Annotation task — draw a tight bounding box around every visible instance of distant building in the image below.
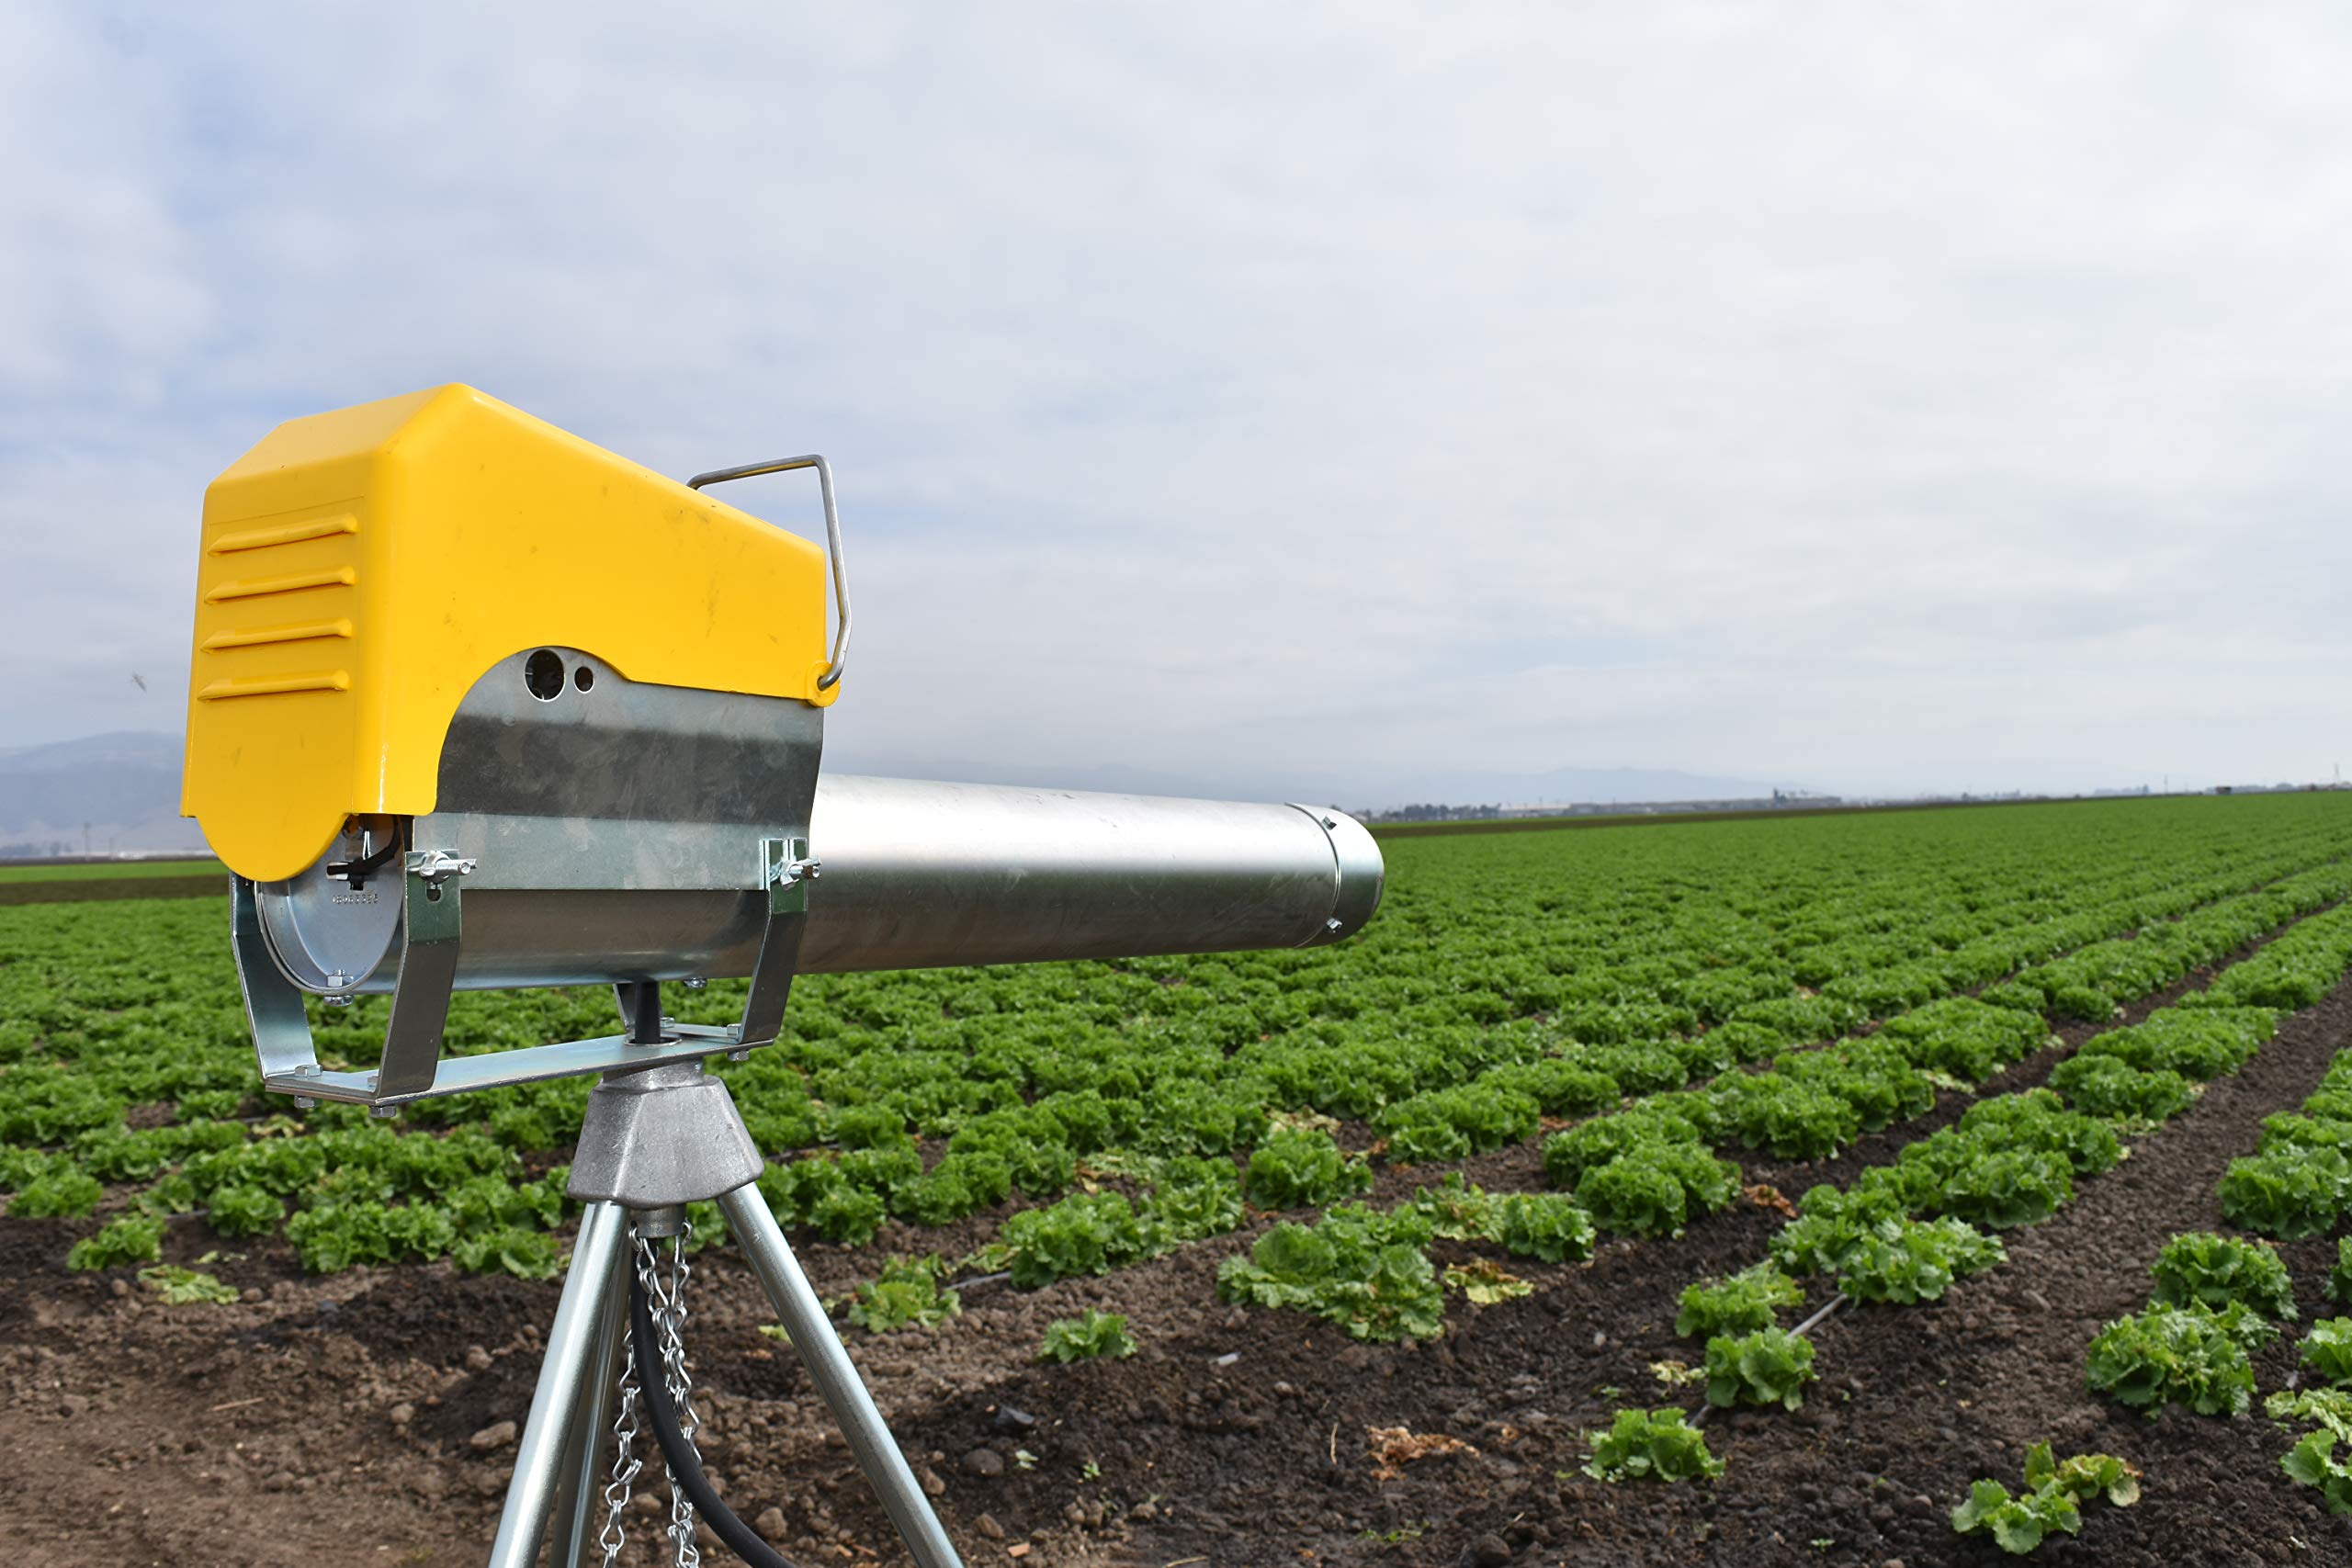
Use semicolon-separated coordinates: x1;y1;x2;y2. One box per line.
1363;802;1504;823
1371;792;1842;824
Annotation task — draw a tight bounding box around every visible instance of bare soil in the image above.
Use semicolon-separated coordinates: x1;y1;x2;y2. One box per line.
7;971;2352;1568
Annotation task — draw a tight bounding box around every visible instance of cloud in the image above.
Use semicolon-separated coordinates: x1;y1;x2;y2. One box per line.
4;1;2350;806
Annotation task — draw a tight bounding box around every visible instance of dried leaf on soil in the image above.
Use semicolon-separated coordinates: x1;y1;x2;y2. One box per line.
1364;1425;1477;1480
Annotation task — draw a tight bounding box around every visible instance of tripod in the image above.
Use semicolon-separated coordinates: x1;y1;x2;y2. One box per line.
484;1061;963;1568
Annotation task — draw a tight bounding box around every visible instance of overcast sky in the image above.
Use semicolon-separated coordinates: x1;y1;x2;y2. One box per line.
5;3;2349;806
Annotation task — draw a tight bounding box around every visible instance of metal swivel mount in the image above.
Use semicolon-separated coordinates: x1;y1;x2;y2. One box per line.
487;1058;962;1568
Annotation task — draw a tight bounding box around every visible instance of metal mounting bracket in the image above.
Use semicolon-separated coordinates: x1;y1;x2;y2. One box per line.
231;836;814;1111
371;852;469;1097
739;834;815;1049
237;853;482;1109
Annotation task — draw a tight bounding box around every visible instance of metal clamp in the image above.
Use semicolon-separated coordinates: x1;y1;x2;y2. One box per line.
404;848;478;884
686;453;851;691
769;848;822;887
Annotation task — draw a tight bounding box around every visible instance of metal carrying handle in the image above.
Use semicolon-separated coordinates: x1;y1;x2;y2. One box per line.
687;454;851;691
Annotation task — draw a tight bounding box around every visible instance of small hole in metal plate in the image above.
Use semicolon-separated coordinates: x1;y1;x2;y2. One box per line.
573;664;595;693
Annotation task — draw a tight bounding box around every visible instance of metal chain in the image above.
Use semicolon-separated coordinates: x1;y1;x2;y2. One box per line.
662;1224;704;1567
595;1280;645;1568
592;1223;714;1568
637;1224;704;1567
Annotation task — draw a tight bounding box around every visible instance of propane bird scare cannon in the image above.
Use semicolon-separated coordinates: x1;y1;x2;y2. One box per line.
180;386;1384;1568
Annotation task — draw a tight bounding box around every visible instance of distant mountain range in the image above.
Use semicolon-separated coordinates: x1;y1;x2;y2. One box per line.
0;730;1796;857
0;732;206;855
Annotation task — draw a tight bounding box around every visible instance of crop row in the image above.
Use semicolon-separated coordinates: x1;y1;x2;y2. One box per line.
2201;1042;2352;1515
2064;1036;2352;1523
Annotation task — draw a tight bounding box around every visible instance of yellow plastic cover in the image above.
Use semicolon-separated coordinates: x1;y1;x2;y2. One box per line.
182;384;834;882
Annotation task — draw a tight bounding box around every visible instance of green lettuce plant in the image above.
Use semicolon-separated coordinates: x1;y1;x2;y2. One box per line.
2085;1302;2266;1417
1216;1203;1444;1342
2217;1145;2352;1238
2300;1318;2352;1386
1834;1216;2005;1305
65;1213;164;1270
139;1263;241;1304
1580;1406;1723;1483
2148;1232;2297;1321
1676;1262;1803;1337
1244;1127;1373;1209
1951;1441;2141;1555
1039;1309;1135;1363
839;1255;961;1334
1702;1326;1815;1411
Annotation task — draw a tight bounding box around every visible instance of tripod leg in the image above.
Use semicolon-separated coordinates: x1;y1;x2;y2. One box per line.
716;1184;966;1568
547;1250;631;1565
488;1201;632;1568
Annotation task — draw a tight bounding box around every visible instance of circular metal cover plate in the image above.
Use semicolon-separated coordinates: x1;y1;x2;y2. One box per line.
254;825;402;993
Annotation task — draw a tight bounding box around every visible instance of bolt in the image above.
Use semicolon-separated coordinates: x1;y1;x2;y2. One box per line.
1326;918;1343;931
728;1049;752;1063
371;1105;400;1121
292;1097;317;1111
683;976;707;990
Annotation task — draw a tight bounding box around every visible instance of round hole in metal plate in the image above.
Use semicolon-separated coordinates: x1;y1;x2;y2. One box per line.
524;649;565;701
573;663;595;693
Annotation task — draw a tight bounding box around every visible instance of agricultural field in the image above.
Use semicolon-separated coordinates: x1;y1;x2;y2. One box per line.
0;858;230;909
0;858;223;884
10;795;2352;1565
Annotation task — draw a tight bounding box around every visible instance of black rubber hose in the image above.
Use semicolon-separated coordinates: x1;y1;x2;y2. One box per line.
628;1267;797;1568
